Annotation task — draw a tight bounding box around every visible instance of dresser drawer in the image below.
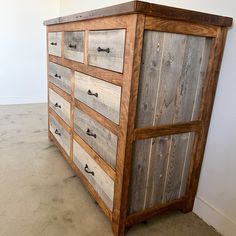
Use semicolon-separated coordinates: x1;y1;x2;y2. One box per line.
49;89;71;125
75;72;121;124
48;32;62;57
88;29;125;73
49;115;70;155
48;62;72;94
73;140;114;210
74;108;117;169
64;31;85;63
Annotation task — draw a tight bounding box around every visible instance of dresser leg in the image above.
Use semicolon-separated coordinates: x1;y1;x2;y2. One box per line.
112;222;126;236
48;131;53;141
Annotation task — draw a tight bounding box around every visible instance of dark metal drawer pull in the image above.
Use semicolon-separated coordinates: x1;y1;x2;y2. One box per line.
54;103;61;109
54;74;61;79
86;128;96;138
97;46;110;53
84;164;94;176
50;42;57;46
87;89;98;97
69;43;77;49
55;129;61;136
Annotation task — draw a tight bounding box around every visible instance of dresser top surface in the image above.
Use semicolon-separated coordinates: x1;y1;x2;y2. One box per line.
44;1;232;27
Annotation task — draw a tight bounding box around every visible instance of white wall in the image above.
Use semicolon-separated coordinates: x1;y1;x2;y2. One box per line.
60;1;236;235
0;0;60;105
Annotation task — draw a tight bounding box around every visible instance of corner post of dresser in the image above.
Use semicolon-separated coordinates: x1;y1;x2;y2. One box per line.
46;26;52;141
112;13;146;236
183;26;228;212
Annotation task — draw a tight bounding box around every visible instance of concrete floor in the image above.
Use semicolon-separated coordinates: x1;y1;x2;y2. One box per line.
0;103;220;236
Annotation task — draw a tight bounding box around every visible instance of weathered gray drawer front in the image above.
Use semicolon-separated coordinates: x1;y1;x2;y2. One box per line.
88;29;125;73
64;31;85;63
75;72;121;124
48;32;62;57
49;115;70;155
49;89;71;125
74;108;117;169
48;62;72;94
73;140;114;210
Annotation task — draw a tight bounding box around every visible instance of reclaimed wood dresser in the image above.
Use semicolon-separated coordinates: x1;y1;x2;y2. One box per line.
44;1;232;235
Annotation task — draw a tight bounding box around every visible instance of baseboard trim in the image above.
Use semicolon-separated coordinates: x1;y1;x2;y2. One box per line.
193;196;236;236
0;96;47;105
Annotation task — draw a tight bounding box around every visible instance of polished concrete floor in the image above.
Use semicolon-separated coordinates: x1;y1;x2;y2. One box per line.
0;103;220;236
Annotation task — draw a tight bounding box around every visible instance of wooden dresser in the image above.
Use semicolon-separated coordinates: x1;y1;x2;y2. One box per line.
44;1;232;235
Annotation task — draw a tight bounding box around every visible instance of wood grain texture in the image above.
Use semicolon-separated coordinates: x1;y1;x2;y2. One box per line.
136;31;212;128
44;1;233;27
74;133;116;181
48;82;72;103
75;100;119;136
48;62;73;94
145;17;218;37
50;131;113;221
64;31;85;63
73;140;114;210
184;27;228;212
49;89;71;125
126;197;185;227
75;71;121;124
88;29;126;73
74;107;118;169
129;132;195;213
162;133;195;203
48;32;62;57
134;121;201;140
49;108;71;134
49;115;70;155
49;55;123;86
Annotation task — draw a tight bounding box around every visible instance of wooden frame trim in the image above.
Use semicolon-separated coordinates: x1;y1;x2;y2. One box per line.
126;198;186;227
47;15;131;32
74;132;116;181
84;30;89;65
134;121;202;140
48;82;72;102
49;107;71;134
49;132;113;221
75;99;120;136
112;14;146;236
145;17;218;37
49;55;123;87
184;27;228;211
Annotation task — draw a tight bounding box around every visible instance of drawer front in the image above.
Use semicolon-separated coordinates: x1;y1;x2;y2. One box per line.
75;72;121;124
64;31;85;63
74;108;117;169
88;29;126;73
49;115;70;155
48;62;72;94
73;140;114;210
48;32;62;57
49;89;71;125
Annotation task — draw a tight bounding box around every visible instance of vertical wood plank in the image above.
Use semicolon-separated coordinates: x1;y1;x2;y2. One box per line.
154;33;187;125
136;31;165;127
129;139;152;212
144;136;171;208
162;133;192;202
